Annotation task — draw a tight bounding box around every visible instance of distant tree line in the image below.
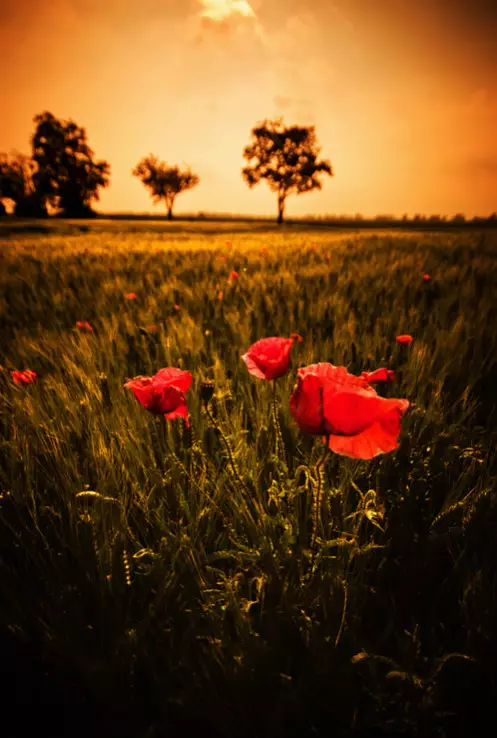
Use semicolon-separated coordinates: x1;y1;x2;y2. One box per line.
1;112;496;224
1;113;333;223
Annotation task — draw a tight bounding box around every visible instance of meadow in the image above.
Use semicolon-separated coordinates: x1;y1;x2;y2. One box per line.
1;221;496;738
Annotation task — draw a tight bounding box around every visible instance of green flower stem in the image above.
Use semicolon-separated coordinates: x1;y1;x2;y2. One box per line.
271;380;285;463
311;435;330;552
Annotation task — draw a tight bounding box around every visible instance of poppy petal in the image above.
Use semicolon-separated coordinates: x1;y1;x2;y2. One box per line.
153;368;192;393
242;353;267;380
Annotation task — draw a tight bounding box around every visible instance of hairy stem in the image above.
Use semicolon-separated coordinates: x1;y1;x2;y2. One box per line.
311;436;330;552
271;381;285;464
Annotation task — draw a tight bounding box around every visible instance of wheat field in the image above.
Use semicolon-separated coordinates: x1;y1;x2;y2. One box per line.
1;221;496;738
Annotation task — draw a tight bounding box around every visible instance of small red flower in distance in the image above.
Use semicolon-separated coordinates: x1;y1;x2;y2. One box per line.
174;304;180;311
229;271;239;280
217;291;224;300
76;321;93;332
242;335;301;380
289;363;409;459
125;292;137;300
219;256;226;262
11;369;37;386
261;247;268;253
146;324;158;332
124;367;192;426
361;368;395;383
423;274;431;281
226;240;231;246
396;334;413;345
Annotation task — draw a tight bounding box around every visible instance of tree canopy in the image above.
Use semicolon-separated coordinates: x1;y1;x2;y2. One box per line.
132;155;200;220
242;118;333;223
0;152;47;217
31;111;110;217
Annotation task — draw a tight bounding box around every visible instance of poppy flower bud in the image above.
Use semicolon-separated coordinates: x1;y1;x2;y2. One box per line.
200;380;215;406
99;373;112;409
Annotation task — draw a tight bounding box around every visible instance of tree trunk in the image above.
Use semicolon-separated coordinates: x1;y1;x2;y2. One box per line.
277;193;285;224
167;207;173;220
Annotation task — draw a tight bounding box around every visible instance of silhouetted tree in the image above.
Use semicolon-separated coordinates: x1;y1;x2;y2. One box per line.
31;112;110;217
132;156;200;220
242;118;333;224
0;152;47;217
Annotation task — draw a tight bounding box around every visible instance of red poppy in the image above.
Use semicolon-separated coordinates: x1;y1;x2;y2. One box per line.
146;324;158;332
76;321;93;333
361;367;395;383
289;363;409;459
217;291;224;300
124;367;192;426
11;369;37;386
219;256;227;262
242;335;301;381
396;334;413;345
423;274;431;282
229;271;239;280
125;292;137;300
261;247;268;253
226;240;232;247
174;304;180;311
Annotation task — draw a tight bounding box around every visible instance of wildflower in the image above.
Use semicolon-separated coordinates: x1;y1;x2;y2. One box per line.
124;367;192;426
229;271;239;280
76;321;93;332
217;291;224;300
226;240;231;247
242;335;301;381
11;369;37;386
396;334;413;345
174;304;180;311
125;292;137;300
289;363;409;459
261;247;268;253
146;324;158;332
423;274;431;282
361;368;395;383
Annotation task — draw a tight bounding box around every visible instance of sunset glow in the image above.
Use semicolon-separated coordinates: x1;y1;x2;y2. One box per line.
199;0;256;22
1;0;496;217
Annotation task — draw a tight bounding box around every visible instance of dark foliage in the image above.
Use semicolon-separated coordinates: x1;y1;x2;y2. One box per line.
242;118;333;224
31;111;110;217
133;155;200;220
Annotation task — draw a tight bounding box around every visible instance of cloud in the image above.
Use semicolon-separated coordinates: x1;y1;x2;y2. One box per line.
198;0;256;22
273;95;293;110
460;155;497;177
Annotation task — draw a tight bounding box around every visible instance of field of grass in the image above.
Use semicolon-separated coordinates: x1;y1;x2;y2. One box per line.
1;222;496;738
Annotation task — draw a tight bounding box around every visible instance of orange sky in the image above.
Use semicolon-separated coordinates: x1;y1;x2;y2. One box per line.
1;0;496;217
